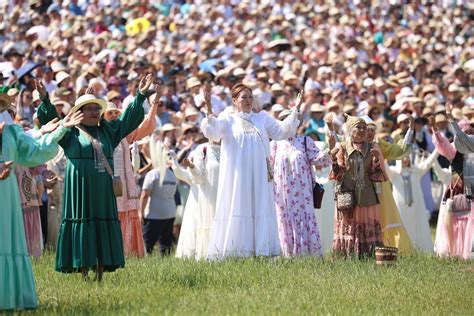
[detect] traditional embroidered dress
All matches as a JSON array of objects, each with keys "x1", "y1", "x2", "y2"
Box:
[
  {"x1": 113, "y1": 109, "x2": 156, "y2": 257},
  {"x1": 377, "y1": 136, "x2": 415, "y2": 255},
  {"x1": 14, "y1": 166, "x2": 43, "y2": 258},
  {"x1": 37, "y1": 93, "x2": 145, "y2": 273},
  {"x1": 270, "y1": 136, "x2": 331, "y2": 256},
  {"x1": 0, "y1": 112, "x2": 67, "y2": 310},
  {"x1": 202, "y1": 110, "x2": 299, "y2": 259},
  {"x1": 330, "y1": 140, "x2": 387, "y2": 257},
  {"x1": 385, "y1": 151, "x2": 439, "y2": 252},
  {"x1": 432, "y1": 127, "x2": 474, "y2": 259}
]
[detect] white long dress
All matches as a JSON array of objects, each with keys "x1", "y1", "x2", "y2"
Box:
[
  {"x1": 202, "y1": 110, "x2": 300, "y2": 259},
  {"x1": 189, "y1": 143, "x2": 220, "y2": 260},
  {"x1": 314, "y1": 165, "x2": 335, "y2": 254},
  {"x1": 173, "y1": 158, "x2": 199, "y2": 259},
  {"x1": 385, "y1": 151, "x2": 438, "y2": 252}
]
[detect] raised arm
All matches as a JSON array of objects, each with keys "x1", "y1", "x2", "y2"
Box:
[
  {"x1": 105, "y1": 75, "x2": 151, "y2": 147},
  {"x1": 416, "y1": 149, "x2": 439, "y2": 176},
  {"x1": 35, "y1": 80, "x2": 61, "y2": 125},
  {"x1": 264, "y1": 110, "x2": 300, "y2": 141},
  {"x1": 429, "y1": 115, "x2": 456, "y2": 161},
  {"x1": 188, "y1": 145, "x2": 207, "y2": 185},
  {"x1": 126, "y1": 83, "x2": 160, "y2": 143},
  {"x1": 446, "y1": 104, "x2": 474, "y2": 154},
  {"x1": 432, "y1": 157, "x2": 452, "y2": 185},
  {"x1": 304, "y1": 137, "x2": 332, "y2": 168}
]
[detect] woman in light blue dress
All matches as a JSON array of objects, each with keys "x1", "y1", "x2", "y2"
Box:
[{"x1": 0, "y1": 93, "x2": 82, "y2": 311}]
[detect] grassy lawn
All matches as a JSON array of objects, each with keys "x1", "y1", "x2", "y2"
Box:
[{"x1": 19, "y1": 252, "x2": 473, "y2": 315}]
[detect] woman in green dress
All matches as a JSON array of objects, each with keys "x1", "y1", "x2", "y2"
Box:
[
  {"x1": 0, "y1": 94, "x2": 83, "y2": 310},
  {"x1": 36, "y1": 75, "x2": 152, "y2": 281}
]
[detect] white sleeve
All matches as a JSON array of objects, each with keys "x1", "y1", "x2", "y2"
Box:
[
  {"x1": 263, "y1": 110, "x2": 300, "y2": 141},
  {"x1": 201, "y1": 113, "x2": 229, "y2": 143}
]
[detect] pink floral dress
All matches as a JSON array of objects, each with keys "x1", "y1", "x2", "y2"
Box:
[{"x1": 270, "y1": 136, "x2": 331, "y2": 257}]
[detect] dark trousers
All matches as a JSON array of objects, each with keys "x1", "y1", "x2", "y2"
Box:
[
  {"x1": 40, "y1": 200, "x2": 48, "y2": 245},
  {"x1": 142, "y1": 218, "x2": 175, "y2": 255}
]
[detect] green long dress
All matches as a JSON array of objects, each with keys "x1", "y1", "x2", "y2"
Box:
[
  {"x1": 1, "y1": 123, "x2": 67, "y2": 310},
  {"x1": 37, "y1": 93, "x2": 145, "y2": 273}
]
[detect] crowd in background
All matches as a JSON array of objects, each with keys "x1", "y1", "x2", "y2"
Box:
[{"x1": 1, "y1": 0, "x2": 473, "y2": 311}]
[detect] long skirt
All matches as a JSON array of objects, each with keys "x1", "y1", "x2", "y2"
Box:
[
  {"x1": 333, "y1": 205, "x2": 383, "y2": 257},
  {"x1": 119, "y1": 209, "x2": 145, "y2": 257},
  {"x1": 22, "y1": 206, "x2": 43, "y2": 258},
  {"x1": 434, "y1": 201, "x2": 474, "y2": 259}
]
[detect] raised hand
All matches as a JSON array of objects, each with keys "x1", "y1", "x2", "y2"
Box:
[
  {"x1": 139, "y1": 74, "x2": 153, "y2": 95},
  {"x1": 203, "y1": 86, "x2": 213, "y2": 115},
  {"x1": 62, "y1": 111, "x2": 84, "y2": 128},
  {"x1": 446, "y1": 103, "x2": 454, "y2": 121},
  {"x1": 370, "y1": 147, "x2": 380, "y2": 164},
  {"x1": 409, "y1": 116, "x2": 414, "y2": 130},
  {"x1": 40, "y1": 118, "x2": 60, "y2": 134},
  {"x1": 427, "y1": 115, "x2": 437, "y2": 132},
  {"x1": 152, "y1": 82, "x2": 162, "y2": 104},
  {"x1": 324, "y1": 112, "x2": 335, "y2": 132},
  {"x1": 181, "y1": 158, "x2": 195, "y2": 169},
  {"x1": 295, "y1": 89, "x2": 304, "y2": 111},
  {"x1": 34, "y1": 79, "x2": 47, "y2": 98}
]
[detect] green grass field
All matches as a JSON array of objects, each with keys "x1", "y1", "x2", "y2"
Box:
[{"x1": 20, "y1": 252, "x2": 473, "y2": 315}]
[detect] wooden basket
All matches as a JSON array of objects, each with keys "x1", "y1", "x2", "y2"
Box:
[{"x1": 375, "y1": 246, "x2": 398, "y2": 266}]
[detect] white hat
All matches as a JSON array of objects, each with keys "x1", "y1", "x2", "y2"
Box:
[
  {"x1": 271, "y1": 103, "x2": 285, "y2": 112},
  {"x1": 363, "y1": 78, "x2": 374, "y2": 87},
  {"x1": 55, "y1": 71, "x2": 71, "y2": 85},
  {"x1": 310, "y1": 103, "x2": 325, "y2": 112},
  {"x1": 70, "y1": 94, "x2": 107, "y2": 115},
  {"x1": 396, "y1": 113, "x2": 410, "y2": 124},
  {"x1": 104, "y1": 101, "x2": 122, "y2": 113}
]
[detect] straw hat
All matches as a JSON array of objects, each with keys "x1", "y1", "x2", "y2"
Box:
[
  {"x1": 0, "y1": 93, "x2": 12, "y2": 113},
  {"x1": 186, "y1": 77, "x2": 201, "y2": 89},
  {"x1": 161, "y1": 123, "x2": 177, "y2": 133},
  {"x1": 106, "y1": 90, "x2": 121, "y2": 101},
  {"x1": 70, "y1": 94, "x2": 107, "y2": 115},
  {"x1": 396, "y1": 113, "x2": 410, "y2": 124},
  {"x1": 434, "y1": 113, "x2": 447, "y2": 124},
  {"x1": 104, "y1": 102, "x2": 122, "y2": 114},
  {"x1": 278, "y1": 109, "x2": 292, "y2": 120},
  {"x1": 184, "y1": 107, "x2": 200, "y2": 118}
]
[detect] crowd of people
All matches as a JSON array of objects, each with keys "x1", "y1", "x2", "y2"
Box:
[{"x1": 1, "y1": 0, "x2": 474, "y2": 311}]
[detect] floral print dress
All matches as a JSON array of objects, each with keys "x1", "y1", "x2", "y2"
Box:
[{"x1": 270, "y1": 136, "x2": 331, "y2": 257}]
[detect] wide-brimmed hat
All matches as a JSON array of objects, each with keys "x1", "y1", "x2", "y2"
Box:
[
  {"x1": 0, "y1": 93, "x2": 12, "y2": 112},
  {"x1": 310, "y1": 103, "x2": 325, "y2": 112},
  {"x1": 104, "y1": 102, "x2": 122, "y2": 114},
  {"x1": 55, "y1": 71, "x2": 71, "y2": 85},
  {"x1": 161, "y1": 123, "x2": 177, "y2": 133},
  {"x1": 106, "y1": 90, "x2": 121, "y2": 101},
  {"x1": 186, "y1": 77, "x2": 201, "y2": 89},
  {"x1": 184, "y1": 107, "x2": 200, "y2": 117},
  {"x1": 70, "y1": 94, "x2": 107, "y2": 115}
]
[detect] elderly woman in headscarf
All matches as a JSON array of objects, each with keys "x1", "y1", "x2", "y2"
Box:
[
  {"x1": 0, "y1": 93, "x2": 82, "y2": 310},
  {"x1": 330, "y1": 114, "x2": 387, "y2": 257},
  {"x1": 36, "y1": 75, "x2": 152, "y2": 281}
]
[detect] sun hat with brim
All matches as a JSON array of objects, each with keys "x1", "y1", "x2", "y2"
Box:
[
  {"x1": 161, "y1": 123, "x2": 177, "y2": 133},
  {"x1": 396, "y1": 113, "x2": 410, "y2": 124},
  {"x1": 452, "y1": 108, "x2": 464, "y2": 121},
  {"x1": 182, "y1": 123, "x2": 199, "y2": 133},
  {"x1": 435, "y1": 113, "x2": 447, "y2": 124},
  {"x1": 104, "y1": 102, "x2": 122, "y2": 113},
  {"x1": 70, "y1": 94, "x2": 107, "y2": 115},
  {"x1": 310, "y1": 103, "x2": 325, "y2": 112},
  {"x1": 0, "y1": 93, "x2": 12, "y2": 112},
  {"x1": 186, "y1": 77, "x2": 201, "y2": 89},
  {"x1": 55, "y1": 71, "x2": 71, "y2": 85},
  {"x1": 51, "y1": 98, "x2": 72, "y2": 114},
  {"x1": 462, "y1": 106, "x2": 474, "y2": 116},
  {"x1": 184, "y1": 107, "x2": 200, "y2": 117},
  {"x1": 106, "y1": 90, "x2": 121, "y2": 101}
]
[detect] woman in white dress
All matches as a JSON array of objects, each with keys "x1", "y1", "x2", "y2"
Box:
[
  {"x1": 385, "y1": 150, "x2": 439, "y2": 252},
  {"x1": 201, "y1": 84, "x2": 301, "y2": 259}
]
